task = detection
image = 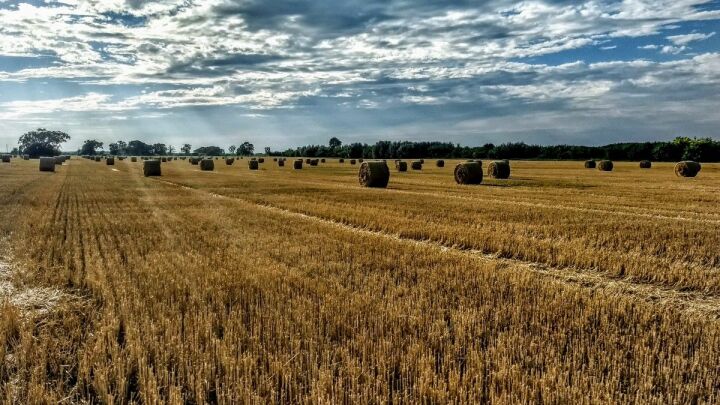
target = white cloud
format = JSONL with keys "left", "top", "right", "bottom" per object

{"left": 667, "top": 31, "right": 716, "bottom": 45}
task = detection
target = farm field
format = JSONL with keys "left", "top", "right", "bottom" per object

{"left": 1, "top": 157, "right": 719, "bottom": 403}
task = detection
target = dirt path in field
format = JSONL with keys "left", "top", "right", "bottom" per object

{"left": 153, "top": 178, "right": 720, "bottom": 318}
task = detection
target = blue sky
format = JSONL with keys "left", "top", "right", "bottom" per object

{"left": 1, "top": 0, "right": 719, "bottom": 151}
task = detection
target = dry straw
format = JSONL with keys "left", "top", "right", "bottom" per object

{"left": 597, "top": 160, "right": 614, "bottom": 171}
{"left": 39, "top": 157, "right": 55, "bottom": 172}
{"left": 358, "top": 161, "right": 390, "bottom": 188}
{"left": 454, "top": 161, "right": 483, "bottom": 184}
{"left": 200, "top": 159, "right": 215, "bottom": 171}
{"left": 674, "top": 161, "right": 701, "bottom": 177}
{"left": 143, "top": 160, "right": 161, "bottom": 177}
{"left": 488, "top": 160, "right": 511, "bottom": 178}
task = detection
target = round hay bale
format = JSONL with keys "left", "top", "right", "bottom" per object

{"left": 106, "top": 157, "right": 115, "bottom": 165}
{"left": 56, "top": 156, "right": 65, "bottom": 165}
{"left": 248, "top": 160, "right": 259, "bottom": 170}
{"left": 190, "top": 158, "right": 199, "bottom": 165}
{"left": 350, "top": 159, "right": 356, "bottom": 165}
{"left": 411, "top": 161, "right": 422, "bottom": 170}
{"left": 488, "top": 160, "right": 511, "bottom": 179}
{"left": 396, "top": 161, "right": 407, "bottom": 172}
{"left": 597, "top": 160, "right": 614, "bottom": 171}
{"left": 39, "top": 157, "right": 55, "bottom": 172}
{"left": 161, "top": 157, "right": 167, "bottom": 162}
{"left": 339, "top": 158, "right": 345, "bottom": 163}
{"left": 359, "top": 158, "right": 364, "bottom": 163}
{"left": 305, "top": 158, "right": 311, "bottom": 164}
{"left": 675, "top": 161, "right": 701, "bottom": 177}
{"left": 131, "top": 157, "right": 138, "bottom": 162}
{"left": 143, "top": 160, "right": 161, "bottom": 177}
{"left": 258, "top": 158, "right": 265, "bottom": 163}
{"left": 436, "top": 159, "right": 445, "bottom": 168}
{"left": 320, "top": 158, "right": 326, "bottom": 163}
{"left": 584, "top": 160, "right": 596, "bottom": 169}
{"left": 454, "top": 161, "right": 483, "bottom": 184}
{"left": 22, "top": 155, "right": 29, "bottom": 160}
{"left": 200, "top": 159, "right": 215, "bottom": 171}
{"left": 278, "top": 159, "right": 285, "bottom": 167}
{"left": 310, "top": 159, "right": 319, "bottom": 166}
{"left": 639, "top": 160, "right": 652, "bottom": 169}
{"left": 94, "top": 156, "right": 101, "bottom": 162}
{"left": 273, "top": 158, "right": 278, "bottom": 162}
{"left": 419, "top": 159, "right": 425, "bottom": 164}
{"left": 294, "top": 159, "right": 303, "bottom": 169}
{"left": 1, "top": 155, "right": 10, "bottom": 163}
{"left": 226, "top": 158, "right": 235, "bottom": 165}
{"left": 358, "top": 161, "right": 390, "bottom": 188}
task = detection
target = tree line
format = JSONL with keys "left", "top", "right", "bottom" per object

{"left": 9, "top": 129, "right": 720, "bottom": 162}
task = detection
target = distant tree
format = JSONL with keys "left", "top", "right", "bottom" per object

{"left": 152, "top": 143, "right": 167, "bottom": 155}
{"left": 264, "top": 146, "right": 271, "bottom": 155}
{"left": 329, "top": 137, "right": 342, "bottom": 148}
{"left": 180, "top": 143, "right": 192, "bottom": 154}
{"left": 126, "top": 140, "right": 153, "bottom": 156}
{"left": 79, "top": 139, "right": 103, "bottom": 156}
{"left": 228, "top": 145, "right": 236, "bottom": 155}
{"left": 237, "top": 141, "right": 254, "bottom": 156}
{"left": 168, "top": 145, "right": 175, "bottom": 155}
{"left": 18, "top": 128, "right": 70, "bottom": 158}
{"left": 194, "top": 146, "right": 224, "bottom": 156}
{"left": 10, "top": 147, "right": 19, "bottom": 155}
{"left": 108, "top": 142, "right": 120, "bottom": 155}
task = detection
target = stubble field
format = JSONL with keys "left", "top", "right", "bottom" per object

{"left": 0, "top": 157, "right": 719, "bottom": 403}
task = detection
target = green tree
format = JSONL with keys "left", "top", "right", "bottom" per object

{"left": 329, "top": 137, "right": 342, "bottom": 148}
{"left": 152, "top": 143, "right": 167, "bottom": 155}
{"left": 80, "top": 139, "right": 103, "bottom": 156}
{"left": 228, "top": 145, "right": 236, "bottom": 155}
{"left": 237, "top": 141, "right": 254, "bottom": 156}
{"left": 18, "top": 128, "right": 70, "bottom": 158}
{"left": 181, "top": 143, "right": 192, "bottom": 154}
{"left": 127, "top": 140, "right": 153, "bottom": 156}
{"left": 194, "top": 146, "right": 224, "bottom": 156}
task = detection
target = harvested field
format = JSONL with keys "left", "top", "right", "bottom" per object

{"left": 0, "top": 158, "right": 719, "bottom": 403}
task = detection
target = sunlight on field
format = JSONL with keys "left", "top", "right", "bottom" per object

{"left": 1, "top": 157, "right": 719, "bottom": 403}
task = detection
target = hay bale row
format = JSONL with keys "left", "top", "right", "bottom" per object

{"left": 358, "top": 161, "right": 390, "bottom": 188}
{"left": 39, "top": 157, "right": 55, "bottom": 172}
{"left": 143, "top": 160, "right": 161, "bottom": 177}
{"left": 454, "top": 161, "right": 483, "bottom": 184}
{"left": 675, "top": 161, "right": 701, "bottom": 177}
{"left": 488, "top": 160, "right": 510, "bottom": 179}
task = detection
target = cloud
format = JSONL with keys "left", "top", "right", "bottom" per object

{"left": 667, "top": 31, "right": 716, "bottom": 45}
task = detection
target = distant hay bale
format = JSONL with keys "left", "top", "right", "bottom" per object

{"left": 411, "top": 161, "right": 422, "bottom": 170}
{"left": 488, "top": 160, "right": 511, "bottom": 179}
{"left": 258, "top": 158, "right": 265, "bottom": 163}
{"left": 273, "top": 158, "right": 278, "bottom": 162}
{"left": 22, "top": 155, "right": 29, "bottom": 160}
{"left": 143, "top": 160, "right": 161, "bottom": 177}
{"left": 396, "top": 161, "right": 407, "bottom": 172}
{"left": 180, "top": 156, "right": 186, "bottom": 160}
{"left": 584, "top": 160, "right": 596, "bottom": 169}
{"left": 39, "top": 157, "right": 55, "bottom": 172}
{"left": 1, "top": 154, "right": 10, "bottom": 163}
{"left": 226, "top": 158, "right": 235, "bottom": 165}
{"left": 294, "top": 159, "right": 303, "bottom": 169}
{"left": 350, "top": 159, "right": 356, "bottom": 165}
{"left": 320, "top": 158, "right": 326, "bottom": 163}
{"left": 359, "top": 161, "right": 390, "bottom": 188}
{"left": 131, "top": 157, "right": 137, "bottom": 162}
{"left": 118, "top": 156, "right": 126, "bottom": 161}
{"left": 305, "top": 158, "right": 311, "bottom": 164}
{"left": 436, "top": 159, "right": 445, "bottom": 167}
{"left": 454, "top": 161, "right": 483, "bottom": 184}
{"left": 310, "top": 159, "right": 319, "bottom": 166}
{"left": 200, "top": 159, "right": 215, "bottom": 171}
{"left": 161, "top": 157, "right": 167, "bottom": 162}
{"left": 56, "top": 156, "right": 65, "bottom": 165}
{"left": 639, "top": 160, "right": 652, "bottom": 169}
{"left": 278, "top": 159, "right": 285, "bottom": 167}
{"left": 675, "top": 161, "right": 701, "bottom": 177}
{"left": 597, "top": 160, "right": 614, "bottom": 171}
{"left": 419, "top": 159, "right": 424, "bottom": 164}
{"left": 339, "top": 158, "right": 345, "bottom": 163}
{"left": 94, "top": 156, "right": 101, "bottom": 162}
{"left": 359, "top": 158, "right": 364, "bottom": 163}
{"left": 190, "top": 158, "right": 199, "bottom": 165}
{"left": 106, "top": 157, "right": 115, "bottom": 165}
{"left": 248, "top": 160, "right": 259, "bottom": 170}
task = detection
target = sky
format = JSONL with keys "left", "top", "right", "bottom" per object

{"left": 1, "top": 0, "right": 720, "bottom": 152}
